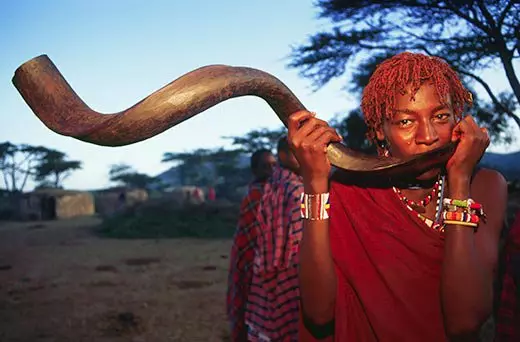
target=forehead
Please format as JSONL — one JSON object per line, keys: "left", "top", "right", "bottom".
{"left": 259, "top": 152, "right": 275, "bottom": 161}
{"left": 394, "top": 83, "right": 452, "bottom": 113}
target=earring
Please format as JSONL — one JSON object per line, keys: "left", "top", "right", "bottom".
{"left": 378, "top": 140, "right": 391, "bottom": 157}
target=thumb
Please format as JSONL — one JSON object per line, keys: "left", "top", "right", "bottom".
{"left": 451, "top": 124, "right": 462, "bottom": 142}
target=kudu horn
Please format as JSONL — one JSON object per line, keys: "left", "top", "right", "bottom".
{"left": 11, "top": 54, "right": 455, "bottom": 177}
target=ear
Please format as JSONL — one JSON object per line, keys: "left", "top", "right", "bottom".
{"left": 277, "top": 150, "right": 287, "bottom": 163}
{"left": 375, "top": 125, "right": 385, "bottom": 142}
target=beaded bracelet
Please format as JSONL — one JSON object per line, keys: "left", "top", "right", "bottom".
{"left": 443, "top": 211, "right": 480, "bottom": 223}
{"left": 443, "top": 220, "right": 479, "bottom": 228}
{"left": 300, "top": 193, "right": 330, "bottom": 220}
{"left": 443, "top": 198, "right": 485, "bottom": 216}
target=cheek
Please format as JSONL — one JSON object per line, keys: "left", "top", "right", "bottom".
{"left": 438, "top": 122, "right": 456, "bottom": 142}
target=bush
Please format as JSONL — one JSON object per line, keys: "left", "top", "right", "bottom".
{"left": 96, "top": 199, "right": 240, "bottom": 239}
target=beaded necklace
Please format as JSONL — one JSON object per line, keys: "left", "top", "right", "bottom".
{"left": 393, "top": 175, "right": 446, "bottom": 232}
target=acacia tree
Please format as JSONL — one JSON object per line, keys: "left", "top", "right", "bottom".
{"left": 162, "top": 148, "right": 248, "bottom": 199}
{"left": 0, "top": 142, "right": 49, "bottom": 193}
{"left": 222, "top": 127, "right": 287, "bottom": 154}
{"left": 34, "top": 150, "right": 82, "bottom": 189}
{"left": 109, "top": 163, "right": 158, "bottom": 190}
{"left": 162, "top": 149, "right": 217, "bottom": 186}
{"left": 288, "top": 0, "right": 520, "bottom": 136}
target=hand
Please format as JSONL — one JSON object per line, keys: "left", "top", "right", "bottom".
{"left": 446, "top": 115, "right": 490, "bottom": 183}
{"left": 287, "top": 111, "right": 342, "bottom": 192}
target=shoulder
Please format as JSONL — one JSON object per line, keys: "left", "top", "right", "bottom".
{"left": 471, "top": 168, "right": 508, "bottom": 235}
{"left": 471, "top": 167, "right": 508, "bottom": 197}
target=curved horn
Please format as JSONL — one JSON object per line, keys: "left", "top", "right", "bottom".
{"left": 11, "top": 54, "right": 454, "bottom": 177}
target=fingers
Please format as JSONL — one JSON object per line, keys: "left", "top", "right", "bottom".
{"left": 288, "top": 110, "right": 341, "bottom": 147}
{"left": 451, "top": 115, "right": 490, "bottom": 156}
{"left": 305, "top": 125, "right": 342, "bottom": 152}
{"left": 287, "top": 110, "right": 314, "bottom": 133}
{"left": 451, "top": 121, "right": 462, "bottom": 142}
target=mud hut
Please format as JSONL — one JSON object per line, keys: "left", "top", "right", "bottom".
{"left": 93, "top": 187, "right": 149, "bottom": 216}
{"left": 18, "top": 188, "right": 95, "bottom": 220}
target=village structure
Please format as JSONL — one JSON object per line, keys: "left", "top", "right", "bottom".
{"left": 0, "top": 185, "right": 214, "bottom": 221}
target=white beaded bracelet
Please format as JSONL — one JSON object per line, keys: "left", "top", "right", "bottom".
{"left": 300, "top": 193, "right": 330, "bottom": 220}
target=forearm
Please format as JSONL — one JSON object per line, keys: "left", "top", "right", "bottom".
{"left": 441, "top": 178, "right": 493, "bottom": 337}
{"left": 299, "top": 178, "right": 337, "bottom": 324}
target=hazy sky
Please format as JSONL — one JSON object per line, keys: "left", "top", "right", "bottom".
{"left": 1, "top": 0, "right": 519, "bottom": 191}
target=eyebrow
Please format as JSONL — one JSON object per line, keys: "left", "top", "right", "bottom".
{"left": 394, "top": 104, "right": 451, "bottom": 115}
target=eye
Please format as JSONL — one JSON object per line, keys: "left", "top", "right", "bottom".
{"left": 398, "top": 119, "right": 412, "bottom": 127}
{"left": 434, "top": 113, "right": 451, "bottom": 121}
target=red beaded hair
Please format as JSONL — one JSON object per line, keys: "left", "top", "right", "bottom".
{"left": 360, "top": 52, "right": 473, "bottom": 144}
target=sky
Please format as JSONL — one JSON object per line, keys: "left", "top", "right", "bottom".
{"left": 1, "top": 0, "right": 519, "bottom": 191}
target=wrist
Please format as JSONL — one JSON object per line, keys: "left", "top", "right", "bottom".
{"left": 303, "top": 177, "right": 329, "bottom": 194}
{"left": 447, "top": 174, "right": 470, "bottom": 199}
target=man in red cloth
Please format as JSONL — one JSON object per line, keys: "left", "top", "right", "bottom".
{"left": 495, "top": 209, "right": 520, "bottom": 341}
{"left": 227, "top": 148, "right": 276, "bottom": 341}
{"left": 288, "top": 52, "right": 508, "bottom": 341}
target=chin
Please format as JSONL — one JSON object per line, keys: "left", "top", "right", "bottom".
{"left": 416, "top": 168, "right": 442, "bottom": 180}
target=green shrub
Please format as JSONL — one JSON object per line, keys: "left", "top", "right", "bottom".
{"left": 97, "top": 199, "right": 240, "bottom": 239}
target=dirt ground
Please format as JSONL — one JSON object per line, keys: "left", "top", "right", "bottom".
{"left": 0, "top": 216, "right": 233, "bottom": 342}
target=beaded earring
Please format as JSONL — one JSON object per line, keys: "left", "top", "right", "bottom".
{"left": 378, "top": 140, "right": 391, "bottom": 157}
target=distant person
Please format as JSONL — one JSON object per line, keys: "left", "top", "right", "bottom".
{"left": 226, "top": 148, "right": 276, "bottom": 341}
{"left": 228, "top": 137, "right": 304, "bottom": 341}
{"left": 117, "top": 190, "right": 126, "bottom": 211}
{"left": 495, "top": 209, "right": 520, "bottom": 341}
{"left": 208, "top": 186, "right": 216, "bottom": 201}
{"left": 192, "top": 187, "right": 203, "bottom": 203}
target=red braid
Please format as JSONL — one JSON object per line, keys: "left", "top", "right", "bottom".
{"left": 361, "top": 52, "right": 473, "bottom": 144}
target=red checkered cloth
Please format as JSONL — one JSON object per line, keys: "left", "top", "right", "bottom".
{"left": 495, "top": 210, "right": 520, "bottom": 342}
{"left": 227, "top": 180, "right": 266, "bottom": 341}
{"left": 245, "top": 166, "right": 304, "bottom": 341}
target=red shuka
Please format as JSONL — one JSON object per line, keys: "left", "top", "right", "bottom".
{"left": 495, "top": 210, "right": 520, "bottom": 341}
{"left": 301, "top": 180, "right": 448, "bottom": 342}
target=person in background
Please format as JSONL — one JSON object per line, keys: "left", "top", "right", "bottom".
{"left": 226, "top": 148, "right": 276, "bottom": 341}
{"left": 495, "top": 209, "right": 520, "bottom": 341}
{"left": 242, "top": 136, "right": 304, "bottom": 341}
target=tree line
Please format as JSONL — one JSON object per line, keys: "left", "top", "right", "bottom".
{"left": 0, "top": 128, "right": 286, "bottom": 198}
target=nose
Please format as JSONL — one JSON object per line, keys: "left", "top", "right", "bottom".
{"left": 416, "top": 120, "right": 439, "bottom": 145}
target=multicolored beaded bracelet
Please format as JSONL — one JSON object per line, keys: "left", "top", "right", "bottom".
{"left": 443, "top": 220, "right": 478, "bottom": 228}
{"left": 442, "top": 211, "right": 480, "bottom": 223}
{"left": 443, "top": 197, "right": 486, "bottom": 220}
{"left": 300, "top": 193, "right": 330, "bottom": 220}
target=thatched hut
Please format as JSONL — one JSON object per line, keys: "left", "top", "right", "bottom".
{"left": 18, "top": 188, "right": 95, "bottom": 220}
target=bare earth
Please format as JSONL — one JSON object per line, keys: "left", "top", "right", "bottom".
{"left": 0, "top": 216, "right": 232, "bottom": 342}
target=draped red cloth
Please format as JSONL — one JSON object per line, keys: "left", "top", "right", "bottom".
{"left": 300, "top": 179, "right": 448, "bottom": 342}
{"left": 495, "top": 210, "right": 520, "bottom": 341}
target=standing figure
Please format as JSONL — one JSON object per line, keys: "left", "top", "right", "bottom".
{"left": 227, "top": 148, "right": 276, "bottom": 341}
{"left": 289, "top": 52, "right": 507, "bottom": 341}
{"left": 495, "top": 209, "right": 520, "bottom": 341}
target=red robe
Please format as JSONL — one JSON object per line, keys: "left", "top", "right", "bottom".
{"left": 495, "top": 210, "right": 520, "bottom": 341}
{"left": 300, "top": 180, "right": 448, "bottom": 342}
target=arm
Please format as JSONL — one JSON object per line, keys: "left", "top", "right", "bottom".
{"left": 441, "top": 117, "right": 508, "bottom": 339}
{"left": 442, "top": 169, "right": 507, "bottom": 339}
{"left": 287, "top": 111, "right": 342, "bottom": 333}
{"left": 299, "top": 178, "right": 337, "bottom": 326}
